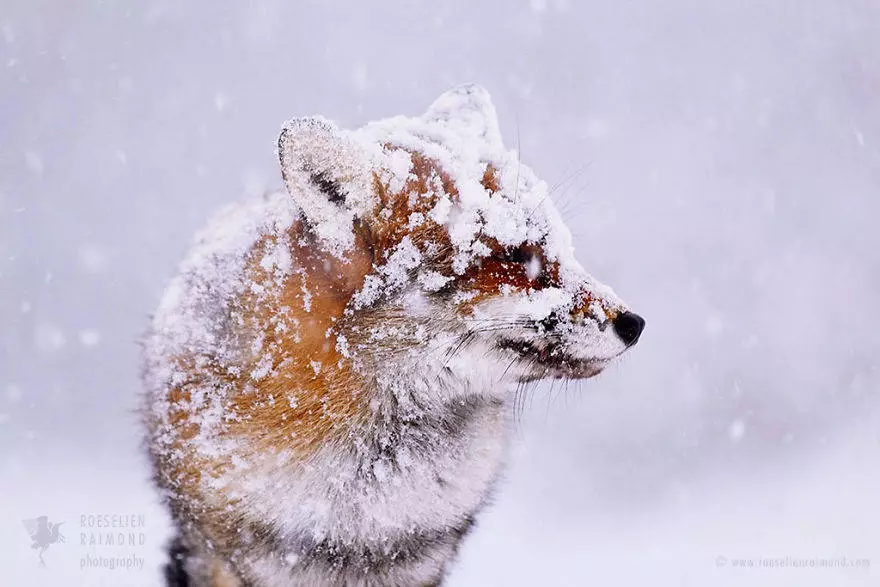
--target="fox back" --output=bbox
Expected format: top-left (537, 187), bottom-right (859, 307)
top-left (143, 85), bottom-right (644, 587)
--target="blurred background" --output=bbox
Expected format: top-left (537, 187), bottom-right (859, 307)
top-left (2, 1), bottom-right (879, 585)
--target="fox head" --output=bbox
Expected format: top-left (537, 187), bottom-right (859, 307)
top-left (276, 84), bottom-right (643, 387)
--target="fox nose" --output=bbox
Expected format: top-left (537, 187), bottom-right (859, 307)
top-left (613, 311), bottom-right (645, 346)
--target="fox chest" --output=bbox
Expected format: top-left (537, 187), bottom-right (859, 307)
top-left (239, 393), bottom-right (509, 551)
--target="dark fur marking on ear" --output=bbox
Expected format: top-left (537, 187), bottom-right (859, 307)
top-left (310, 171), bottom-right (345, 205)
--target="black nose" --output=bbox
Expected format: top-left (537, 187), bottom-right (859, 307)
top-left (613, 311), bottom-right (645, 346)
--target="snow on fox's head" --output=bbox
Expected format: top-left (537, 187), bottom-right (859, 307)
top-left (278, 84), bottom-right (644, 382)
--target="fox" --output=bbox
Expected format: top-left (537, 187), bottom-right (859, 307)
top-left (142, 84), bottom-right (644, 587)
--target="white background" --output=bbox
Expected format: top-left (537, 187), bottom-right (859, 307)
top-left (2, 1), bottom-right (879, 585)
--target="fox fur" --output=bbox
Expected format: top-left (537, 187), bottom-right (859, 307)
top-left (143, 85), bottom-right (643, 587)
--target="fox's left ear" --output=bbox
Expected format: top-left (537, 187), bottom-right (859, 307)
top-left (277, 117), bottom-right (376, 253)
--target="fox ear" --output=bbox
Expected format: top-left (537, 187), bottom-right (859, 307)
top-left (423, 84), bottom-right (503, 149)
top-left (277, 117), bottom-right (375, 253)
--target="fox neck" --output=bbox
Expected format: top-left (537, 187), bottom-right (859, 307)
top-left (233, 309), bottom-right (512, 584)
top-left (237, 381), bottom-right (509, 586)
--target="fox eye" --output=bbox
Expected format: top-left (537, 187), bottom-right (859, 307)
top-left (502, 247), bottom-right (529, 264)
top-left (502, 247), bottom-right (546, 284)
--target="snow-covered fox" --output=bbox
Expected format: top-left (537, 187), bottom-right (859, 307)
top-left (143, 85), bottom-right (644, 587)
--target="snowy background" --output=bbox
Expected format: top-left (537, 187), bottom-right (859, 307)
top-left (2, 1), bottom-right (879, 585)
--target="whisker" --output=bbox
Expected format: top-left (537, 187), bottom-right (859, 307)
top-left (443, 331), bottom-right (476, 361)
